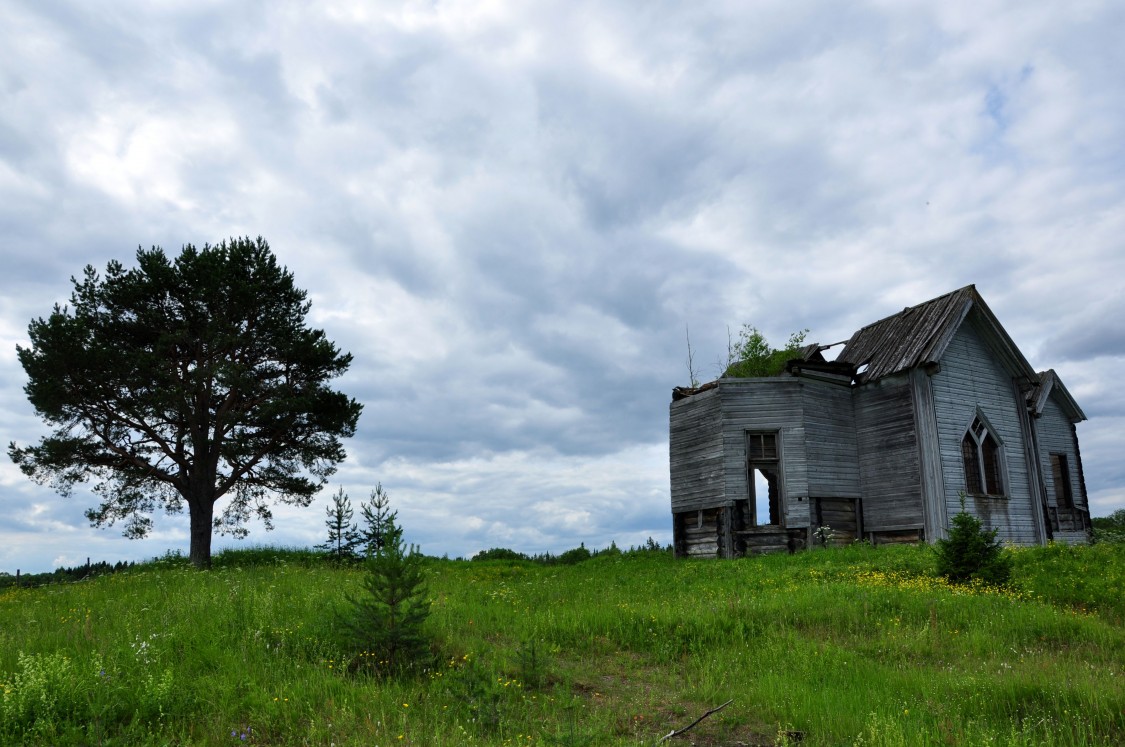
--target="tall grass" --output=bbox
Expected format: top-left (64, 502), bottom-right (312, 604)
top-left (1, 542), bottom-right (1122, 745)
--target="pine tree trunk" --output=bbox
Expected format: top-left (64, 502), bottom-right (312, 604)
top-left (189, 499), bottom-right (215, 569)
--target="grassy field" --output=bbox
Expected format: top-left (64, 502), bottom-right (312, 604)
top-left (1, 541), bottom-right (1122, 746)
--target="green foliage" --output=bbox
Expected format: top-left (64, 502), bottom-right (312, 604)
top-left (1011, 541), bottom-right (1125, 622)
top-left (2, 543), bottom-right (1123, 744)
top-left (723, 326), bottom-right (809, 378)
top-left (1, 652), bottom-right (88, 737)
top-left (316, 487), bottom-right (360, 560)
top-left (472, 547), bottom-right (529, 562)
top-left (208, 544), bottom-right (325, 569)
top-left (0, 559), bottom-right (135, 590)
top-left (935, 496), bottom-right (1013, 585)
top-left (442, 656), bottom-right (506, 734)
top-left (356, 483), bottom-right (395, 558)
top-left (336, 489), bottom-right (431, 676)
top-left (8, 237), bottom-right (363, 568)
top-left (556, 543), bottom-right (592, 565)
top-left (1092, 508), bottom-right (1125, 544)
top-left (0, 649), bottom-right (175, 741)
top-left (470, 542), bottom-right (651, 565)
top-left (516, 638), bottom-right (550, 690)
top-left (633, 536), bottom-right (673, 554)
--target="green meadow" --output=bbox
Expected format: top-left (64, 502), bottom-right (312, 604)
top-left (1, 542), bottom-right (1122, 746)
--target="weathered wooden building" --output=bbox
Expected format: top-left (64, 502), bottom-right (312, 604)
top-left (669, 286), bottom-right (1090, 558)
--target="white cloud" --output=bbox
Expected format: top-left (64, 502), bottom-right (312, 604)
top-left (1, 0), bottom-right (1122, 572)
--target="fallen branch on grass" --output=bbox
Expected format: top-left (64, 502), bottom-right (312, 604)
top-left (656, 699), bottom-right (734, 744)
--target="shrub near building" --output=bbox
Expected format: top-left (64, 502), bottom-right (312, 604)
top-left (935, 496), bottom-right (1013, 586)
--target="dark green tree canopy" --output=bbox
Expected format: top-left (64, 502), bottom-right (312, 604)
top-left (9, 237), bottom-right (363, 568)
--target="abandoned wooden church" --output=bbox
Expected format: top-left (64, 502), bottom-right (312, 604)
top-left (669, 285), bottom-right (1090, 558)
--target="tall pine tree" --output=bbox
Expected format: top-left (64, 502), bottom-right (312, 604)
top-left (9, 238), bottom-right (362, 568)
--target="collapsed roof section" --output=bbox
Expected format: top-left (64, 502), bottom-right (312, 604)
top-left (673, 285), bottom-right (1082, 418)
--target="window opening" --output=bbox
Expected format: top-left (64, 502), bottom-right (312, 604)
top-left (961, 415), bottom-right (1004, 496)
top-left (961, 436), bottom-right (982, 494)
top-left (1050, 453), bottom-right (1074, 509)
top-left (746, 432), bottom-right (781, 526)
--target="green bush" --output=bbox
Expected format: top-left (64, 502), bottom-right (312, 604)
top-left (723, 327), bottom-right (808, 378)
top-left (471, 548), bottom-right (529, 562)
top-left (556, 543), bottom-right (592, 565)
top-left (935, 497), bottom-right (1012, 585)
top-left (1092, 508), bottom-right (1125, 544)
top-left (335, 490), bottom-right (431, 676)
top-left (1, 652), bottom-right (97, 738)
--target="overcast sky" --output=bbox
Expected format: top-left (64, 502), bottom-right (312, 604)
top-left (2, 1), bottom-right (1122, 573)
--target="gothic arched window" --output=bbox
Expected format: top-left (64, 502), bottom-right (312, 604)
top-left (961, 415), bottom-right (1005, 496)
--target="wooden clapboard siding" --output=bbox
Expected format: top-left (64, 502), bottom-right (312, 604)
top-left (782, 426), bottom-right (811, 527)
top-left (910, 368), bottom-right (947, 541)
top-left (1037, 395), bottom-right (1087, 512)
top-left (718, 378), bottom-right (810, 528)
top-left (930, 317), bottom-right (1038, 544)
top-left (802, 380), bottom-right (861, 498)
top-left (1014, 380), bottom-right (1049, 544)
top-left (669, 388), bottom-right (725, 513)
top-left (854, 373), bottom-right (923, 531)
top-left (1036, 392), bottom-right (1090, 543)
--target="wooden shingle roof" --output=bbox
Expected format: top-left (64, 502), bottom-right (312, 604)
top-left (838, 285), bottom-right (1040, 386)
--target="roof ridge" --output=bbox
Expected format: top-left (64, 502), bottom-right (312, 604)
top-left (838, 285), bottom-right (990, 382)
top-left (848, 284), bottom-right (976, 335)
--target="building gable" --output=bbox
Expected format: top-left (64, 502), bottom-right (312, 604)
top-left (838, 285), bottom-right (1039, 389)
top-left (1031, 370), bottom-right (1087, 423)
top-left (928, 319), bottom-right (1040, 543)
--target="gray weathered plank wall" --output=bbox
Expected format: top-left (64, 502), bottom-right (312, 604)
top-left (910, 368), bottom-right (949, 541)
top-left (930, 316), bottom-right (1038, 544)
top-left (854, 373), bottom-right (924, 531)
top-left (1037, 393), bottom-right (1089, 543)
top-left (719, 378), bottom-right (811, 528)
top-left (669, 388), bottom-right (725, 513)
top-left (802, 379), bottom-right (861, 499)
top-left (812, 497), bottom-right (861, 543)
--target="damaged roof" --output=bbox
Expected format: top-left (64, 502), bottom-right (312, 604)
top-left (674, 285), bottom-right (1074, 407)
top-left (837, 284), bottom-right (1039, 386)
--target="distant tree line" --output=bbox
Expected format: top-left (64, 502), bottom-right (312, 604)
top-left (0, 534), bottom-right (672, 591)
top-left (0, 559), bottom-right (135, 589)
top-left (470, 537), bottom-right (671, 564)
